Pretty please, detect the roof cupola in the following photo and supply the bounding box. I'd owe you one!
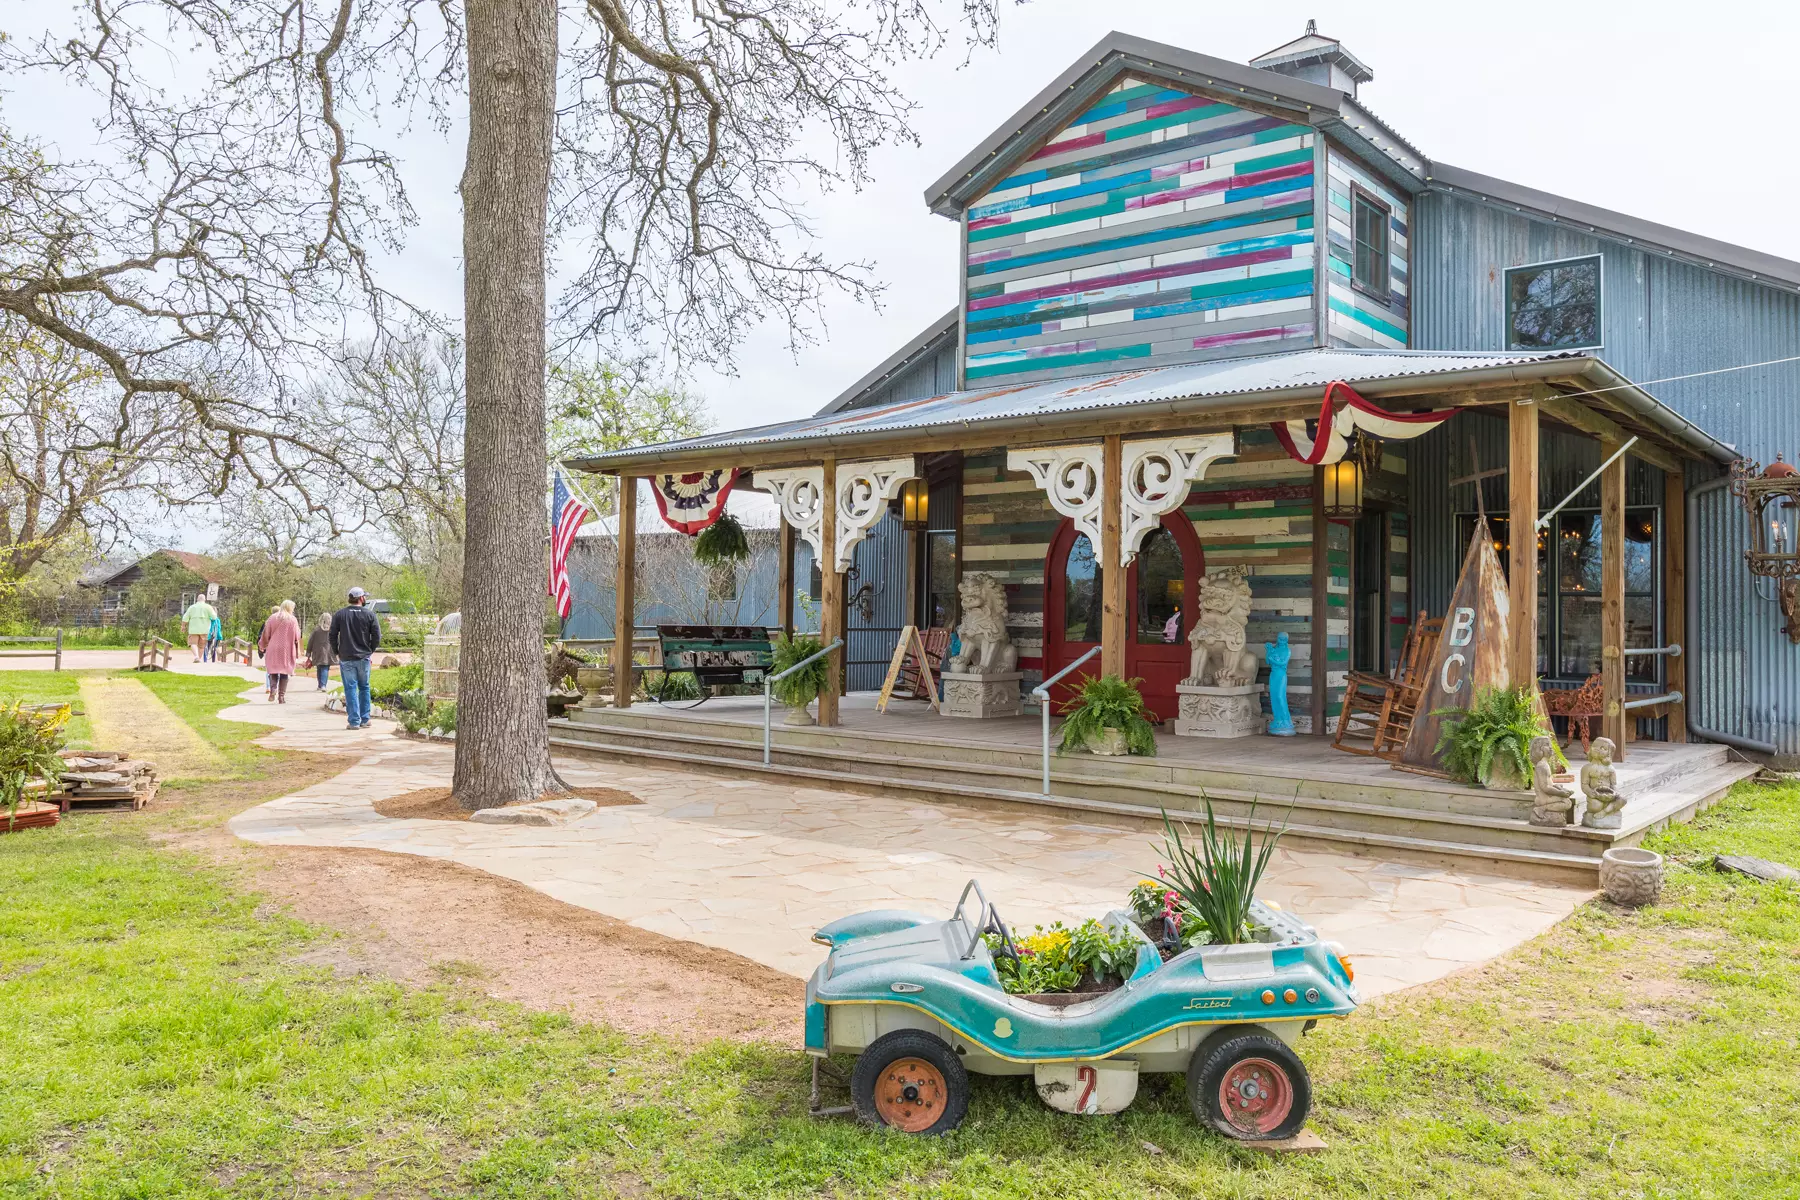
[1250,20,1373,97]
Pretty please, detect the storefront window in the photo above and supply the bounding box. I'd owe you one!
[924,532,958,628]
[1063,533,1103,644]
[1135,526,1185,644]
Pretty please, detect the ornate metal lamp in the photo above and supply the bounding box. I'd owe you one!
[1320,431,1379,517]
[897,479,930,530]
[1730,454,1800,643]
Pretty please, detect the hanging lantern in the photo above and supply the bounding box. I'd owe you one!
[897,479,930,530]
[1730,454,1800,643]
[1319,432,1376,517]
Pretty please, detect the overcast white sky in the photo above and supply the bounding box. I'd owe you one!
[14,1,1800,550]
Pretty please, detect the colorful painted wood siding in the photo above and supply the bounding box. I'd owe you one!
[959,450,1061,686]
[962,78,1318,385]
[1324,145,1410,349]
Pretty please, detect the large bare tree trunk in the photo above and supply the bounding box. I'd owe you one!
[453,0,558,809]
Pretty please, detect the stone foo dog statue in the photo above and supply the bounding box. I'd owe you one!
[1185,565,1259,687]
[948,572,1018,674]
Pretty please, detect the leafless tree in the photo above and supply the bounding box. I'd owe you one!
[6,0,1004,808]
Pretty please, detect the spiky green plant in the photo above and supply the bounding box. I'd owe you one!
[769,633,829,709]
[1056,673,1157,756]
[0,701,67,828]
[692,511,750,566]
[1148,798,1286,945]
[1434,685,1559,787]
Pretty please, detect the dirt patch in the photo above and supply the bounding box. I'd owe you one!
[373,786,643,822]
[255,845,803,1044]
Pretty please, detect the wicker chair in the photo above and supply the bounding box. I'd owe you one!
[1332,611,1444,760]
[1542,673,1604,752]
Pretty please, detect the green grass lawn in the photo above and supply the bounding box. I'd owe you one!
[0,671,92,746]
[1,674,1796,1197]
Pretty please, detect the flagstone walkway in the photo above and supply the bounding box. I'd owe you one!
[216,677,1594,1000]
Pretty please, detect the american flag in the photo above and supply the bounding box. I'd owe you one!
[548,468,592,619]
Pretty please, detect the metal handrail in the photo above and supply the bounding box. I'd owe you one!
[1623,643,1682,658]
[763,638,844,765]
[1624,690,1684,712]
[1030,646,1102,796]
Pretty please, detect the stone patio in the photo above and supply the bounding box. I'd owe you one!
[216,671,1593,999]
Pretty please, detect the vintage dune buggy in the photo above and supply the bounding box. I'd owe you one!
[805,881,1357,1140]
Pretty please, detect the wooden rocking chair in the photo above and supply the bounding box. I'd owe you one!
[1332,610,1444,760]
[895,627,951,700]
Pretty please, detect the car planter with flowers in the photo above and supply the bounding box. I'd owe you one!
[803,804,1358,1140]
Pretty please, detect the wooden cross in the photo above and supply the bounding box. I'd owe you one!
[1449,436,1506,522]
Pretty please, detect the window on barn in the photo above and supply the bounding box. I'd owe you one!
[1506,256,1601,350]
[1351,187,1390,298]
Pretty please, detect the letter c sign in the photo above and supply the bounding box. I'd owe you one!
[1441,653,1466,694]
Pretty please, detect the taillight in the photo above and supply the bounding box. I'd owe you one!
[1337,955,1355,982]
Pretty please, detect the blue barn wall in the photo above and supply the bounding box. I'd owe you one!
[1411,188,1800,752]
[564,536,784,640]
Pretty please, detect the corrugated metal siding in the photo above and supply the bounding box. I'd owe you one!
[838,329,960,413]
[845,512,909,690]
[1413,188,1800,752]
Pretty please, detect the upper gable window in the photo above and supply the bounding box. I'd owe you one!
[1351,187,1390,299]
[1506,256,1602,350]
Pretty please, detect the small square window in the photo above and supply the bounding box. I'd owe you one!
[1351,188,1390,299]
[1506,256,1601,350]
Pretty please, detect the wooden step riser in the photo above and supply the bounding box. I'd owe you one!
[552,724,1603,858]
[560,710,1539,817]
[549,733,1602,887]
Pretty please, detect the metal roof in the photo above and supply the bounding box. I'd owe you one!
[815,307,958,416]
[566,347,1738,473]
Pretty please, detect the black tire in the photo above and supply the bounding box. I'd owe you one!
[851,1030,970,1135]
[1187,1027,1311,1141]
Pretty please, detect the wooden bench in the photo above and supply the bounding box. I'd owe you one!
[653,624,776,706]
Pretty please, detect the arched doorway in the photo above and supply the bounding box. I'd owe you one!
[1043,513,1204,723]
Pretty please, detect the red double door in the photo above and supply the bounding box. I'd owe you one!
[1042,513,1204,724]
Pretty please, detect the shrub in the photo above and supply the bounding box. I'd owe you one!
[0,701,68,826]
[1149,799,1285,945]
[1056,674,1157,756]
[1434,685,1558,787]
[371,662,424,700]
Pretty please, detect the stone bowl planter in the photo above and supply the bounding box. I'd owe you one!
[574,665,610,707]
[1600,846,1663,907]
[783,702,817,727]
[1086,727,1128,756]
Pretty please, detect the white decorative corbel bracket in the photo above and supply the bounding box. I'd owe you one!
[755,456,917,572]
[1007,444,1105,553]
[1120,434,1235,566]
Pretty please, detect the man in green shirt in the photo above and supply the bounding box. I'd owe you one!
[182,596,219,662]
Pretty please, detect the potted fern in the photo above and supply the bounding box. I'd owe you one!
[770,632,829,726]
[1434,685,1557,790]
[1057,674,1157,757]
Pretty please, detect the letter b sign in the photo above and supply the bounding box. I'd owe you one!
[1447,606,1475,648]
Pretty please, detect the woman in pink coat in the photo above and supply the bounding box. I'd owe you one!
[259,599,304,703]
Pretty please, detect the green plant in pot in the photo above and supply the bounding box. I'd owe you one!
[0,701,68,831]
[770,632,829,726]
[1149,797,1286,945]
[1434,685,1559,790]
[1057,674,1157,756]
[692,511,750,567]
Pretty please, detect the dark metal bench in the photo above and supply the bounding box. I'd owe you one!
[653,624,776,707]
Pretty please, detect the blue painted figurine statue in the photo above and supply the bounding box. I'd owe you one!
[1264,631,1294,736]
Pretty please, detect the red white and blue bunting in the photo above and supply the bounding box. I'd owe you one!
[1272,381,1457,466]
[650,469,738,535]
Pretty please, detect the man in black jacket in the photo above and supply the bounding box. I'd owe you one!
[330,587,383,730]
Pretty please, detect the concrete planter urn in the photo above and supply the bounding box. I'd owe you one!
[783,702,817,727]
[1600,847,1664,907]
[574,665,610,707]
[1086,727,1129,756]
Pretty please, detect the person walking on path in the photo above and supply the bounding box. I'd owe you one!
[330,587,382,730]
[305,611,336,690]
[205,611,223,662]
[259,600,303,704]
[182,595,218,662]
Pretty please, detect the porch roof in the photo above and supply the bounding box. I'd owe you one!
[565,347,1739,476]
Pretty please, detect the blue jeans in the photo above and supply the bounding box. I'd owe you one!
[340,657,372,727]
[316,663,332,689]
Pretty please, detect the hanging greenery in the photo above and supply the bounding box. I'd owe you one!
[692,511,750,566]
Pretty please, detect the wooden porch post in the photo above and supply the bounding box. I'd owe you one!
[1310,465,1328,735]
[1665,467,1688,742]
[818,457,842,726]
[612,475,636,708]
[777,519,796,637]
[1100,435,1127,678]
[1508,392,1541,692]
[1601,442,1627,756]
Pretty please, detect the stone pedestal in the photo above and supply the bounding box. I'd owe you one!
[940,670,1022,719]
[1174,682,1264,739]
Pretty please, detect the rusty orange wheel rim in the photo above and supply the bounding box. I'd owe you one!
[1218,1057,1294,1136]
[873,1057,947,1132]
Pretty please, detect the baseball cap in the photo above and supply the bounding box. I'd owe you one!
[348,587,367,600]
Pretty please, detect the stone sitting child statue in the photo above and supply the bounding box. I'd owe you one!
[1528,735,1576,828]
[1580,736,1625,829]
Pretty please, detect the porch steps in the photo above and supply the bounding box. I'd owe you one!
[549,708,1758,883]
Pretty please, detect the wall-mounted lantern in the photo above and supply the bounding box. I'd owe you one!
[897,479,930,530]
[1320,433,1378,517]
[1731,454,1800,643]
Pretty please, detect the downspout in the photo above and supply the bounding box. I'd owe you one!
[1686,476,1776,755]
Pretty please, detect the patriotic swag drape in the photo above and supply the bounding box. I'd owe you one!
[1272,381,1456,465]
[650,469,738,534]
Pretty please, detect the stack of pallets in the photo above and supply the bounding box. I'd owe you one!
[51,750,159,812]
